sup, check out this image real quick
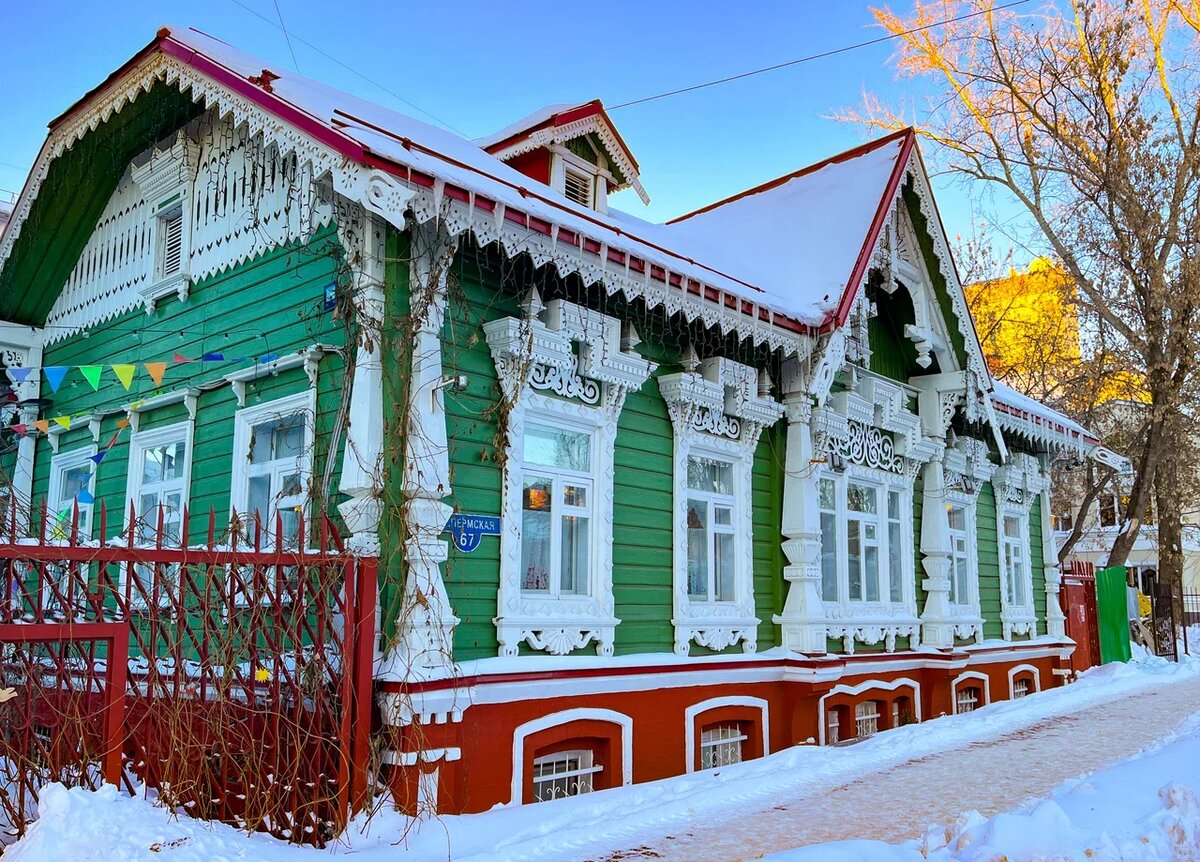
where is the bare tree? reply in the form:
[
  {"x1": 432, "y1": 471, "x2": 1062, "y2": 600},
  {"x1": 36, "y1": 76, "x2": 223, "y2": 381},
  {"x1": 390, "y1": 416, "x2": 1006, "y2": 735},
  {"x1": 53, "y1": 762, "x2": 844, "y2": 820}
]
[{"x1": 849, "y1": 1, "x2": 1200, "y2": 592}]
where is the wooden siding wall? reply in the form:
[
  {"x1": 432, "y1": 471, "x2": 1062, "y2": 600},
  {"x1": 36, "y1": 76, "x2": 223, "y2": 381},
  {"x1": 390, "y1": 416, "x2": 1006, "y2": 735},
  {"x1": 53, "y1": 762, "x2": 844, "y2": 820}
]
[
  {"x1": 438, "y1": 247, "x2": 784, "y2": 661},
  {"x1": 30, "y1": 225, "x2": 349, "y2": 541}
]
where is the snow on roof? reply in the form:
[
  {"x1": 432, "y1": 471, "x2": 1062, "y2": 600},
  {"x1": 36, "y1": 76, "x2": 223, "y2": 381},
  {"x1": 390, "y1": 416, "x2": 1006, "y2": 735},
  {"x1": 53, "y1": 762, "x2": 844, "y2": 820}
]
[
  {"x1": 664, "y1": 134, "x2": 910, "y2": 323},
  {"x1": 990, "y1": 380, "x2": 1095, "y2": 442},
  {"x1": 475, "y1": 103, "x2": 582, "y2": 149}
]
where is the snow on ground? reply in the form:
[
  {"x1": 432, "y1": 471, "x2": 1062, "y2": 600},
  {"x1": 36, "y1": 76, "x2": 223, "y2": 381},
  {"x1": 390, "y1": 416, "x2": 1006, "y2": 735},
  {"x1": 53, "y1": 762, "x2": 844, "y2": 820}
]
[
  {"x1": 764, "y1": 709, "x2": 1200, "y2": 862},
  {"x1": 5, "y1": 652, "x2": 1198, "y2": 862}
]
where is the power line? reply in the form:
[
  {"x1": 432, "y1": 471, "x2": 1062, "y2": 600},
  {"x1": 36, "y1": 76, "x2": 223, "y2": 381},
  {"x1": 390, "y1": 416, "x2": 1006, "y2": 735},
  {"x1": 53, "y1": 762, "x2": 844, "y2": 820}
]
[
  {"x1": 608, "y1": 0, "x2": 1034, "y2": 111},
  {"x1": 226, "y1": 0, "x2": 469, "y2": 136},
  {"x1": 271, "y1": 0, "x2": 301, "y2": 73}
]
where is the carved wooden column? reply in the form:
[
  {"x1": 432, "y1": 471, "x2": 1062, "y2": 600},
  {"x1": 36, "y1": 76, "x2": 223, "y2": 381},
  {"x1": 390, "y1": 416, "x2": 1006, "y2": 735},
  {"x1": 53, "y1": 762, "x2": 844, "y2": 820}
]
[
  {"x1": 337, "y1": 206, "x2": 387, "y2": 554},
  {"x1": 1040, "y1": 483, "x2": 1067, "y2": 637},
  {"x1": 773, "y1": 363, "x2": 828, "y2": 654},
  {"x1": 919, "y1": 455, "x2": 956, "y2": 648},
  {"x1": 0, "y1": 324, "x2": 43, "y2": 536},
  {"x1": 391, "y1": 223, "x2": 460, "y2": 674}
]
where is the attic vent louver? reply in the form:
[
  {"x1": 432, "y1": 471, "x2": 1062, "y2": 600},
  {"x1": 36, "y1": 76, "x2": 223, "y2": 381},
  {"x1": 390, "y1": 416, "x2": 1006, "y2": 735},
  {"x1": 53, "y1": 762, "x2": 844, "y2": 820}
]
[
  {"x1": 563, "y1": 168, "x2": 593, "y2": 207},
  {"x1": 160, "y1": 206, "x2": 184, "y2": 278}
]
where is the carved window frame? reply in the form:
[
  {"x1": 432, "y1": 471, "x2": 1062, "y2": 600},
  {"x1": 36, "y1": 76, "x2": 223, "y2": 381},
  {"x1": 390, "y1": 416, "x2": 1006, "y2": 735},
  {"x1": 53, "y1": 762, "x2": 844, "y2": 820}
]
[
  {"x1": 993, "y1": 456, "x2": 1045, "y2": 640},
  {"x1": 485, "y1": 297, "x2": 655, "y2": 657},
  {"x1": 660, "y1": 357, "x2": 784, "y2": 656}
]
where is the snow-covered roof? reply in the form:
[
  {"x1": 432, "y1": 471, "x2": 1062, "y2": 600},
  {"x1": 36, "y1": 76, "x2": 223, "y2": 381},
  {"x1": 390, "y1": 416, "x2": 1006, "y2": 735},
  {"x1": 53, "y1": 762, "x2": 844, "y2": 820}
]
[
  {"x1": 476, "y1": 103, "x2": 586, "y2": 149},
  {"x1": 665, "y1": 134, "x2": 910, "y2": 324},
  {"x1": 988, "y1": 380, "x2": 1120, "y2": 464}
]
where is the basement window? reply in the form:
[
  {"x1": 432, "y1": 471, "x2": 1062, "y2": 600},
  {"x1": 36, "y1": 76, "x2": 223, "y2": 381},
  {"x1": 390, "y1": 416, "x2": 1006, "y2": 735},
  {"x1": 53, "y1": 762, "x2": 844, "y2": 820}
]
[
  {"x1": 1013, "y1": 678, "x2": 1030, "y2": 699},
  {"x1": 699, "y1": 723, "x2": 747, "y2": 769},
  {"x1": 532, "y1": 749, "x2": 602, "y2": 802},
  {"x1": 855, "y1": 701, "x2": 881, "y2": 738},
  {"x1": 957, "y1": 687, "x2": 981, "y2": 713}
]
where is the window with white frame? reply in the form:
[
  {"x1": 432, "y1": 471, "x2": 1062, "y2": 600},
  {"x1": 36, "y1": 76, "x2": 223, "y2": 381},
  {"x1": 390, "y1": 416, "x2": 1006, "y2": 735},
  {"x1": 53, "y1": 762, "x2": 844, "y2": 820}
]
[
  {"x1": 699, "y1": 723, "x2": 747, "y2": 769},
  {"x1": 1013, "y1": 677, "x2": 1030, "y2": 699},
  {"x1": 1002, "y1": 512, "x2": 1031, "y2": 610},
  {"x1": 531, "y1": 749, "x2": 601, "y2": 802},
  {"x1": 48, "y1": 449, "x2": 95, "y2": 538},
  {"x1": 956, "y1": 686, "x2": 980, "y2": 713},
  {"x1": 128, "y1": 424, "x2": 190, "y2": 546},
  {"x1": 232, "y1": 391, "x2": 313, "y2": 547},
  {"x1": 827, "y1": 708, "x2": 841, "y2": 744},
  {"x1": 521, "y1": 422, "x2": 594, "y2": 595},
  {"x1": 855, "y1": 700, "x2": 881, "y2": 738},
  {"x1": 686, "y1": 455, "x2": 738, "y2": 602},
  {"x1": 947, "y1": 503, "x2": 972, "y2": 606},
  {"x1": 818, "y1": 472, "x2": 911, "y2": 608}
]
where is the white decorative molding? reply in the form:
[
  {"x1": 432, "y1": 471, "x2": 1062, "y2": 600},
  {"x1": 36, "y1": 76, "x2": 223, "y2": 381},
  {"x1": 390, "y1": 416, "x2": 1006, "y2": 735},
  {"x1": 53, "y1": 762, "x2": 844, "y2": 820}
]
[
  {"x1": 993, "y1": 453, "x2": 1046, "y2": 640},
  {"x1": 509, "y1": 707, "x2": 634, "y2": 805},
  {"x1": 817, "y1": 677, "x2": 922, "y2": 745},
  {"x1": 950, "y1": 670, "x2": 991, "y2": 714},
  {"x1": 659, "y1": 356, "x2": 784, "y2": 655},
  {"x1": 1007, "y1": 663, "x2": 1043, "y2": 697},
  {"x1": 683, "y1": 695, "x2": 770, "y2": 773},
  {"x1": 485, "y1": 296, "x2": 655, "y2": 657}
]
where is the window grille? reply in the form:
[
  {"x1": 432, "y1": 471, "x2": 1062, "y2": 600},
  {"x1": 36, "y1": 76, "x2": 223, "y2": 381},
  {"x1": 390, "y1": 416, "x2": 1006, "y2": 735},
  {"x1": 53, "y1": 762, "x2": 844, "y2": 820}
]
[
  {"x1": 957, "y1": 686, "x2": 980, "y2": 713},
  {"x1": 827, "y1": 709, "x2": 840, "y2": 744},
  {"x1": 855, "y1": 701, "x2": 880, "y2": 738},
  {"x1": 1013, "y1": 678, "x2": 1030, "y2": 699},
  {"x1": 699, "y1": 723, "x2": 747, "y2": 769},
  {"x1": 532, "y1": 749, "x2": 602, "y2": 802}
]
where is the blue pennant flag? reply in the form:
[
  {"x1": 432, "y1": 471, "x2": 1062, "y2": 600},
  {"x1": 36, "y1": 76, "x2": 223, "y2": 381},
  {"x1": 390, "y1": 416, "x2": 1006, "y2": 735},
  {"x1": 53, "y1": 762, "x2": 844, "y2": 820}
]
[
  {"x1": 258, "y1": 353, "x2": 279, "y2": 364},
  {"x1": 90, "y1": 451, "x2": 106, "y2": 465},
  {"x1": 201, "y1": 352, "x2": 224, "y2": 362},
  {"x1": 43, "y1": 367, "x2": 68, "y2": 392},
  {"x1": 8, "y1": 368, "x2": 32, "y2": 386},
  {"x1": 76, "y1": 488, "x2": 95, "y2": 505}
]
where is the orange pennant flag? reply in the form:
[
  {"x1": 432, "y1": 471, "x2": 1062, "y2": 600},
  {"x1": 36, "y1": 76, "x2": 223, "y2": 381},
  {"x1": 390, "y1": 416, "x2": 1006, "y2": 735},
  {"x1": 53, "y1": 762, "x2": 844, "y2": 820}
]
[
  {"x1": 116, "y1": 417, "x2": 130, "y2": 430},
  {"x1": 144, "y1": 362, "x2": 167, "y2": 387},
  {"x1": 34, "y1": 420, "x2": 49, "y2": 434}
]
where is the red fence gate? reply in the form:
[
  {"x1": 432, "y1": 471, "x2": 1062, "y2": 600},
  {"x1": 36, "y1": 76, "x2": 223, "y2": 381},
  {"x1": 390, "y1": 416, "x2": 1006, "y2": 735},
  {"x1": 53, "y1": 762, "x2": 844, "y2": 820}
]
[
  {"x1": 1061, "y1": 559, "x2": 1100, "y2": 675},
  {"x1": 0, "y1": 502, "x2": 376, "y2": 848}
]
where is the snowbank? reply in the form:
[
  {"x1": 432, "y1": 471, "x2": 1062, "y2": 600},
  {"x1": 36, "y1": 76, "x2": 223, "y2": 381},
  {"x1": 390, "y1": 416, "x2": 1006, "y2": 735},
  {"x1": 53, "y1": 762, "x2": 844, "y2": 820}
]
[
  {"x1": 765, "y1": 711, "x2": 1200, "y2": 862},
  {"x1": 4, "y1": 652, "x2": 1197, "y2": 862}
]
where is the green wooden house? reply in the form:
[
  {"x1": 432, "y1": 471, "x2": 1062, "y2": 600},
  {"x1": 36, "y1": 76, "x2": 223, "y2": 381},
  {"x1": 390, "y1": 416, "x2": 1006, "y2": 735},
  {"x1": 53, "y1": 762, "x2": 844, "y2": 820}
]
[{"x1": 0, "y1": 26, "x2": 1121, "y2": 815}]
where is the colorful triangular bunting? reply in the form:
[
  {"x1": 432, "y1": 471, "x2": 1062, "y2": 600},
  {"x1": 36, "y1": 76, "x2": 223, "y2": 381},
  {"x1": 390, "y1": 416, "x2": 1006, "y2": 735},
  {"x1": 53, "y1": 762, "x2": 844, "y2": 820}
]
[
  {"x1": 52, "y1": 416, "x2": 70, "y2": 430},
  {"x1": 112, "y1": 364, "x2": 135, "y2": 390},
  {"x1": 76, "y1": 488, "x2": 95, "y2": 505},
  {"x1": 33, "y1": 420, "x2": 49, "y2": 434},
  {"x1": 43, "y1": 367, "x2": 68, "y2": 392},
  {"x1": 8, "y1": 368, "x2": 32, "y2": 386},
  {"x1": 201, "y1": 352, "x2": 224, "y2": 361},
  {"x1": 79, "y1": 365, "x2": 102, "y2": 391},
  {"x1": 90, "y1": 451, "x2": 106, "y2": 465},
  {"x1": 172, "y1": 352, "x2": 194, "y2": 364},
  {"x1": 144, "y1": 363, "x2": 167, "y2": 386}
]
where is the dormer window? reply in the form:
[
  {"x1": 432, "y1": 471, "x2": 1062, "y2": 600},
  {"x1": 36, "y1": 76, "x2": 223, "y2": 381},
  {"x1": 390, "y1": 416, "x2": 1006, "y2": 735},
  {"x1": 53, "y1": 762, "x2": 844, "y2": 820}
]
[
  {"x1": 563, "y1": 167, "x2": 594, "y2": 208},
  {"x1": 131, "y1": 132, "x2": 199, "y2": 313}
]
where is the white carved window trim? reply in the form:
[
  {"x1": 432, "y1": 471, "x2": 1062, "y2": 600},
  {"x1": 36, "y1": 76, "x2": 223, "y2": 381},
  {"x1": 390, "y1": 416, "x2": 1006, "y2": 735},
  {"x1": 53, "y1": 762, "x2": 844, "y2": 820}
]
[
  {"x1": 230, "y1": 389, "x2": 316, "y2": 547},
  {"x1": 485, "y1": 296, "x2": 655, "y2": 658},
  {"x1": 130, "y1": 133, "x2": 199, "y2": 313},
  {"x1": 945, "y1": 489, "x2": 984, "y2": 630},
  {"x1": 125, "y1": 421, "x2": 193, "y2": 547},
  {"x1": 818, "y1": 463, "x2": 919, "y2": 653},
  {"x1": 660, "y1": 357, "x2": 784, "y2": 656},
  {"x1": 48, "y1": 447, "x2": 97, "y2": 540},
  {"x1": 999, "y1": 504, "x2": 1036, "y2": 637}
]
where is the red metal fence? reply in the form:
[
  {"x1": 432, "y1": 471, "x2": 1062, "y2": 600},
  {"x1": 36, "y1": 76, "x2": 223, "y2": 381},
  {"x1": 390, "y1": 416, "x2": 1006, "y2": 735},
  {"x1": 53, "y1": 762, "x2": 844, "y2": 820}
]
[{"x1": 0, "y1": 501, "x2": 377, "y2": 848}]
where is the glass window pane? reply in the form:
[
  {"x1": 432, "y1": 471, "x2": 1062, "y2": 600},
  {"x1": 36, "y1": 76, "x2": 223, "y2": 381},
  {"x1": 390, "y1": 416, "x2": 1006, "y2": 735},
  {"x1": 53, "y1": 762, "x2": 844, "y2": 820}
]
[
  {"x1": 275, "y1": 415, "x2": 304, "y2": 458},
  {"x1": 162, "y1": 441, "x2": 185, "y2": 482},
  {"x1": 687, "y1": 456, "x2": 734, "y2": 495},
  {"x1": 865, "y1": 546, "x2": 879, "y2": 602},
  {"x1": 848, "y1": 484, "x2": 877, "y2": 514},
  {"x1": 563, "y1": 484, "x2": 588, "y2": 508},
  {"x1": 1004, "y1": 514, "x2": 1021, "y2": 538},
  {"x1": 62, "y1": 465, "x2": 90, "y2": 501},
  {"x1": 522, "y1": 479, "x2": 552, "y2": 591},
  {"x1": 523, "y1": 478, "x2": 552, "y2": 512},
  {"x1": 888, "y1": 520, "x2": 903, "y2": 602},
  {"x1": 247, "y1": 474, "x2": 271, "y2": 523},
  {"x1": 250, "y1": 420, "x2": 275, "y2": 464},
  {"x1": 560, "y1": 514, "x2": 589, "y2": 594},
  {"x1": 821, "y1": 511, "x2": 838, "y2": 601},
  {"x1": 687, "y1": 499, "x2": 708, "y2": 598},
  {"x1": 142, "y1": 448, "x2": 164, "y2": 485},
  {"x1": 819, "y1": 478, "x2": 836, "y2": 511},
  {"x1": 948, "y1": 505, "x2": 966, "y2": 531},
  {"x1": 848, "y1": 520, "x2": 862, "y2": 600},
  {"x1": 714, "y1": 506, "x2": 732, "y2": 527},
  {"x1": 524, "y1": 424, "x2": 590, "y2": 471},
  {"x1": 888, "y1": 490, "x2": 900, "y2": 520},
  {"x1": 715, "y1": 533, "x2": 735, "y2": 601}
]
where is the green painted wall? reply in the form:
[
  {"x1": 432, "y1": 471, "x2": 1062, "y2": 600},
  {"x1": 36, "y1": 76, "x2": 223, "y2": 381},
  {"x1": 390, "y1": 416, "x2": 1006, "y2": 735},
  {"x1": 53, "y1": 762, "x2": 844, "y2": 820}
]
[
  {"x1": 977, "y1": 482, "x2": 1003, "y2": 640},
  {"x1": 1030, "y1": 495, "x2": 1047, "y2": 635},
  {"x1": 29, "y1": 225, "x2": 349, "y2": 541}
]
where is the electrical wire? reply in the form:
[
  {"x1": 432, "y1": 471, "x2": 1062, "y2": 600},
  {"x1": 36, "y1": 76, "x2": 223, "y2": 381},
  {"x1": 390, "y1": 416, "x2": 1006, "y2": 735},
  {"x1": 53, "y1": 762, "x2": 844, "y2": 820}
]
[
  {"x1": 225, "y1": 0, "x2": 469, "y2": 136},
  {"x1": 271, "y1": 0, "x2": 301, "y2": 73},
  {"x1": 608, "y1": 0, "x2": 1033, "y2": 110}
]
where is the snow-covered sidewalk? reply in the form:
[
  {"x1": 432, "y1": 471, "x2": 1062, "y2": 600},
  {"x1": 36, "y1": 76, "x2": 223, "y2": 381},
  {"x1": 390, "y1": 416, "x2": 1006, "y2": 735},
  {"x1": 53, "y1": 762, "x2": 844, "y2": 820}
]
[{"x1": 4, "y1": 653, "x2": 1199, "y2": 862}]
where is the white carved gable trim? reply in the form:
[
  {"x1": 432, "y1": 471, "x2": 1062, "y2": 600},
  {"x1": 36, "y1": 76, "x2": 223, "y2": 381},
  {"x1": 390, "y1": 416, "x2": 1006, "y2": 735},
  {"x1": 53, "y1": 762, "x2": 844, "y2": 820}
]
[
  {"x1": 659, "y1": 355, "x2": 784, "y2": 656},
  {"x1": 483, "y1": 295, "x2": 655, "y2": 657}
]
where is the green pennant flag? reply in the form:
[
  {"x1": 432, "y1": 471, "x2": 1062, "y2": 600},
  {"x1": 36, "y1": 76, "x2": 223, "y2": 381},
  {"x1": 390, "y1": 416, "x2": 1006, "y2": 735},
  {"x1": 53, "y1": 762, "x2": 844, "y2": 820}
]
[{"x1": 80, "y1": 365, "x2": 103, "y2": 391}]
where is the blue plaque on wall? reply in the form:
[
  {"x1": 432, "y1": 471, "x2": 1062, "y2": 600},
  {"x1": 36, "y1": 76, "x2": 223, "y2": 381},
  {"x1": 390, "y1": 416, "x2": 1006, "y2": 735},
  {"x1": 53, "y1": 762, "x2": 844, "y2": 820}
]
[{"x1": 445, "y1": 513, "x2": 501, "y2": 553}]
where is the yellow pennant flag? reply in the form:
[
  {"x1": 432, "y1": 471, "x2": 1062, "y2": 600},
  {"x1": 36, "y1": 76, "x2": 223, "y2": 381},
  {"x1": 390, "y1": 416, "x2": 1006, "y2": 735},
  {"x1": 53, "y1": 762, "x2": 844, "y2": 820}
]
[
  {"x1": 144, "y1": 362, "x2": 167, "y2": 387},
  {"x1": 53, "y1": 416, "x2": 70, "y2": 430},
  {"x1": 112, "y1": 364, "x2": 136, "y2": 390}
]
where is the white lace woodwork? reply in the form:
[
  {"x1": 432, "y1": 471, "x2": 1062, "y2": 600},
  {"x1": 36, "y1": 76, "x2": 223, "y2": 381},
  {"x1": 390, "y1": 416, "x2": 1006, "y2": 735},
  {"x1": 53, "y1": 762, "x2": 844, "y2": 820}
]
[
  {"x1": 2, "y1": 47, "x2": 805, "y2": 359},
  {"x1": 773, "y1": 373, "x2": 829, "y2": 653},
  {"x1": 934, "y1": 437, "x2": 996, "y2": 644},
  {"x1": 659, "y1": 357, "x2": 784, "y2": 655},
  {"x1": 993, "y1": 454, "x2": 1048, "y2": 640},
  {"x1": 335, "y1": 205, "x2": 387, "y2": 554},
  {"x1": 45, "y1": 115, "x2": 335, "y2": 340},
  {"x1": 1040, "y1": 483, "x2": 1067, "y2": 637},
  {"x1": 484, "y1": 297, "x2": 655, "y2": 657},
  {"x1": 0, "y1": 323, "x2": 43, "y2": 533},
  {"x1": 391, "y1": 224, "x2": 460, "y2": 675}
]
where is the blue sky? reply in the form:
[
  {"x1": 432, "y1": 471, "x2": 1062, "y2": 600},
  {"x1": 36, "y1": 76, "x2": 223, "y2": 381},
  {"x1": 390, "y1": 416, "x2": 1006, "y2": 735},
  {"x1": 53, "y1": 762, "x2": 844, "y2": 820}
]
[{"x1": 0, "y1": 1, "x2": 998, "y2": 250}]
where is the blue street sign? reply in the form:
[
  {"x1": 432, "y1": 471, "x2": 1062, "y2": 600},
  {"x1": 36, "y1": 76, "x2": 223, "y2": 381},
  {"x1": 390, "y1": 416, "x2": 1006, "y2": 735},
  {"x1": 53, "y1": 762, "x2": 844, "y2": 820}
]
[{"x1": 445, "y1": 513, "x2": 501, "y2": 553}]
